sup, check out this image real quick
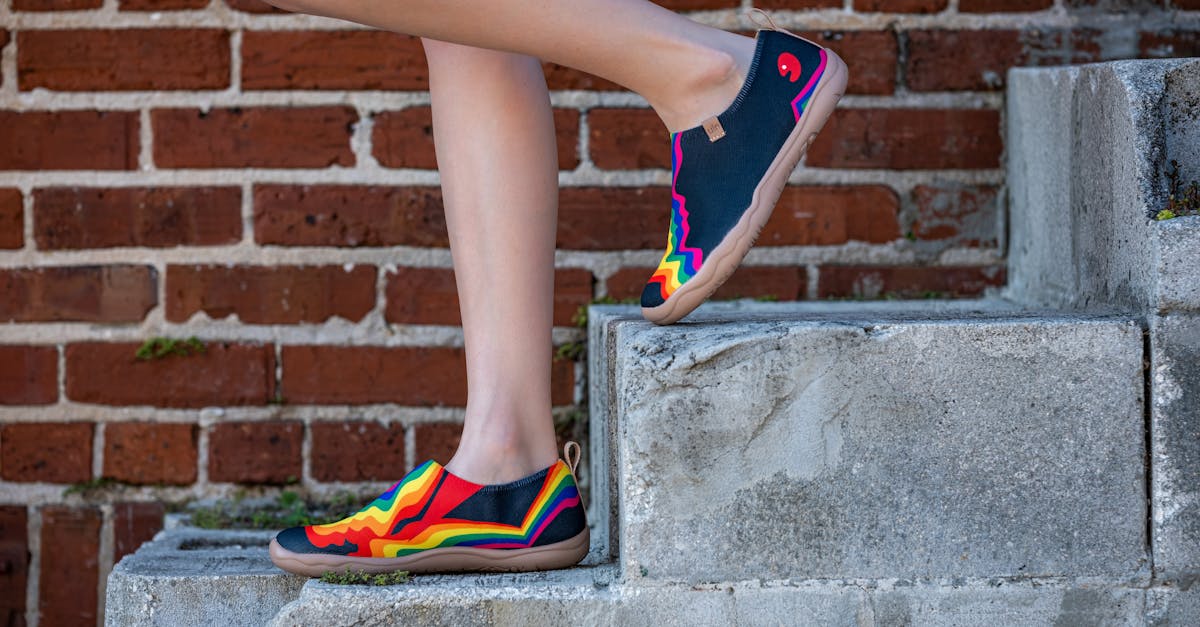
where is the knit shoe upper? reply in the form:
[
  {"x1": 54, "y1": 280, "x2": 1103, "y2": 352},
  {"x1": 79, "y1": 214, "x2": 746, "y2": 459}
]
[{"x1": 641, "y1": 28, "x2": 840, "y2": 317}]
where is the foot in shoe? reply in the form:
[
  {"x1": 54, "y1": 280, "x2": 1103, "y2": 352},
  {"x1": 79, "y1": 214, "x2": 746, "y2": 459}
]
[
  {"x1": 269, "y1": 443, "x2": 589, "y2": 577},
  {"x1": 640, "y1": 24, "x2": 848, "y2": 325}
]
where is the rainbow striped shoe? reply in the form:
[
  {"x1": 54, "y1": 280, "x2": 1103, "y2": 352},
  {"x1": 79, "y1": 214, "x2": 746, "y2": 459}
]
[
  {"x1": 268, "y1": 444, "x2": 589, "y2": 576},
  {"x1": 641, "y1": 22, "x2": 848, "y2": 325}
]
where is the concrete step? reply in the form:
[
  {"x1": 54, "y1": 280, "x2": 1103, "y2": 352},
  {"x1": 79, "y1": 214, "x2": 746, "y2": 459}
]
[
  {"x1": 588, "y1": 300, "x2": 1149, "y2": 585},
  {"x1": 105, "y1": 527, "x2": 305, "y2": 627},
  {"x1": 268, "y1": 563, "x2": 1171, "y2": 626}
]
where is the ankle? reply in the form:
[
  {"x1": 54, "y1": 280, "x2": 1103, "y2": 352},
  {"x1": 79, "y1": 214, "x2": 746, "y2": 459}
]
[
  {"x1": 444, "y1": 426, "x2": 559, "y2": 485},
  {"x1": 651, "y1": 35, "x2": 754, "y2": 134}
]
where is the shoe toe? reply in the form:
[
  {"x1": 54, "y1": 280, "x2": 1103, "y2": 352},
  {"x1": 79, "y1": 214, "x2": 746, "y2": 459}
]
[
  {"x1": 640, "y1": 281, "x2": 667, "y2": 309},
  {"x1": 274, "y1": 525, "x2": 321, "y2": 555}
]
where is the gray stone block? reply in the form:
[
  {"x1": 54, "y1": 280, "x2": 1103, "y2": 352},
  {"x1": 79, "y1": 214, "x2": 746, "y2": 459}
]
[
  {"x1": 269, "y1": 563, "x2": 1153, "y2": 626},
  {"x1": 1150, "y1": 314, "x2": 1200, "y2": 581},
  {"x1": 1006, "y1": 59, "x2": 1200, "y2": 314},
  {"x1": 606, "y1": 303, "x2": 1147, "y2": 583},
  {"x1": 105, "y1": 528, "x2": 305, "y2": 627},
  {"x1": 1147, "y1": 584, "x2": 1200, "y2": 626}
]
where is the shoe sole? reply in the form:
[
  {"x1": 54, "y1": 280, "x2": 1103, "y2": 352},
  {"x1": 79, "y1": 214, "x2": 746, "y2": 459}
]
[
  {"x1": 268, "y1": 527, "x2": 590, "y2": 577},
  {"x1": 642, "y1": 46, "x2": 849, "y2": 325}
]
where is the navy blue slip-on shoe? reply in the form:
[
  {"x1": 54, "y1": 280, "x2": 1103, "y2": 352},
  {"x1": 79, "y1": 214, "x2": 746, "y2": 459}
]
[{"x1": 641, "y1": 24, "x2": 848, "y2": 325}]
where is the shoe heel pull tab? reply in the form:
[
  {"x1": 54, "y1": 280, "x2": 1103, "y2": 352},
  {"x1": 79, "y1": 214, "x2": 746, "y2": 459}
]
[
  {"x1": 747, "y1": 8, "x2": 799, "y2": 38},
  {"x1": 563, "y1": 441, "x2": 582, "y2": 476}
]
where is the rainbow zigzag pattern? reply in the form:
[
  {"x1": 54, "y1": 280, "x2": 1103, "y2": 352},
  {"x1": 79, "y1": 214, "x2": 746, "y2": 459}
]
[
  {"x1": 304, "y1": 460, "x2": 581, "y2": 558},
  {"x1": 647, "y1": 132, "x2": 705, "y2": 300},
  {"x1": 789, "y1": 49, "x2": 828, "y2": 121}
]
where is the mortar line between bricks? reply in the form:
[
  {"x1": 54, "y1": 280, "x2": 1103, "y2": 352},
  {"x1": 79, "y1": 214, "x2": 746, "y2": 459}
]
[
  {"x1": 195, "y1": 418, "x2": 210, "y2": 488},
  {"x1": 25, "y1": 505, "x2": 39, "y2": 627},
  {"x1": 95, "y1": 502, "x2": 113, "y2": 627},
  {"x1": 301, "y1": 414, "x2": 313, "y2": 487},
  {"x1": 405, "y1": 424, "x2": 416, "y2": 477},
  {"x1": 0, "y1": 403, "x2": 469, "y2": 425},
  {"x1": 229, "y1": 28, "x2": 242, "y2": 93},
  {"x1": 92, "y1": 421, "x2": 104, "y2": 484},
  {"x1": 137, "y1": 109, "x2": 153, "y2": 171}
]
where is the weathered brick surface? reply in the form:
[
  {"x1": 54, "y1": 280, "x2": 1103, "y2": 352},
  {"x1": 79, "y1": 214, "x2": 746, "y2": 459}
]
[
  {"x1": 121, "y1": 0, "x2": 211, "y2": 9},
  {"x1": 413, "y1": 422, "x2": 462, "y2": 466},
  {"x1": 19, "y1": 29, "x2": 230, "y2": 91},
  {"x1": 0, "y1": 423, "x2": 93, "y2": 483},
  {"x1": 310, "y1": 422, "x2": 407, "y2": 482},
  {"x1": 225, "y1": 0, "x2": 284, "y2": 12},
  {"x1": 911, "y1": 184, "x2": 1000, "y2": 246},
  {"x1": 372, "y1": 107, "x2": 581, "y2": 171},
  {"x1": 1140, "y1": 29, "x2": 1200, "y2": 58},
  {"x1": 33, "y1": 187, "x2": 242, "y2": 249},
  {"x1": 153, "y1": 107, "x2": 357, "y2": 169},
  {"x1": 0, "y1": 189, "x2": 20, "y2": 249},
  {"x1": 906, "y1": 30, "x2": 1099, "y2": 91},
  {"x1": 166, "y1": 264, "x2": 378, "y2": 324},
  {"x1": 242, "y1": 31, "x2": 427, "y2": 90},
  {"x1": 0, "y1": 265, "x2": 157, "y2": 322},
  {"x1": 0, "y1": 506, "x2": 28, "y2": 627},
  {"x1": 854, "y1": 0, "x2": 948, "y2": 11},
  {"x1": 606, "y1": 265, "x2": 807, "y2": 302},
  {"x1": 0, "y1": 111, "x2": 139, "y2": 171},
  {"x1": 254, "y1": 185, "x2": 448, "y2": 247},
  {"x1": 0, "y1": 345, "x2": 57, "y2": 406},
  {"x1": 818, "y1": 265, "x2": 1006, "y2": 299},
  {"x1": 807, "y1": 109, "x2": 1003, "y2": 170},
  {"x1": 282, "y1": 345, "x2": 574, "y2": 406},
  {"x1": 558, "y1": 187, "x2": 668, "y2": 250},
  {"x1": 762, "y1": 186, "x2": 901, "y2": 245},
  {"x1": 66, "y1": 342, "x2": 275, "y2": 407},
  {"x1": 39, "y1": 506, "x2": 101, "y2": 626},
  {"x1": 14, "y1": 0, "x2": 101, "y2": 9},
  {"x1": 384, "y1": 267, "x2": 593, "y2": 327},
  {"x1": 588, "y1": 108, "x2": 668, "y2": 170},
  {"x1": 112, "y1": 502, "x2": 165, "y2": 562},
  {"x1": 959, "y1": 0, "x2": 1053, "y2": 10},
  {"x1": 800, "y1": 30, "x2": 898, "y2": 95},
  {"x1": 208, "y1": 421, "x2": 303, "y2": 484},
  {"x1": 103, "y1": 422, "x2": 198, "y2": 485}
]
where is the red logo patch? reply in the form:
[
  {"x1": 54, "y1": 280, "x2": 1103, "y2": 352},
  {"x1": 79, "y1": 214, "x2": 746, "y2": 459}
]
[{"x1": 777, "y1": 52, "x2": 801, "y2": 83}]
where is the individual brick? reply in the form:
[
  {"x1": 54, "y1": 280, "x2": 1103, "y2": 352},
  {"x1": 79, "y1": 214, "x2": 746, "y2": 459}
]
[
  {"x1": 253, "y1": 185, "x2": 448, "y2": 247},
  {"x1": 39, "y1": 506, "x2": 101, "y2": 626},
  {"x1": 0, "y1": 111, "x2": 139, "y2": 171},
  {"x1": 817, "y1": 265, "x2": 1006, "y2": 299},
  {"x1": 383, "y1": 267, "x2": 594, "y2": 327},
  {"x1": 165, "y1": 264, "x2": 378, "y2": 324},
  {"x1": 0, "y1": 265, "x2": 157, "y2": 322},
  {"x1": 557, "y1": 187, "x2": 669, "y2": 250},
  {"x1": 853, "y1": 0, "x2": 949, "y2": 11},
  {"x1": 760, "y1": 186, "x2": 901, "y2": 245},
  {"x1": 606, "y1": 265, "x2": 807, "y2": 302},
  {"x1": 112, "y1": 502, "x2": 165, "y2": 562},
  {"x1": 120, "y1": 0, "x2": 210, "y2": 9},
  {"x1": 152, "y1": 107, "x2": 357, "y2": 168},
  {"x1": 372, "y1": 107, "x2": 581, "y2": 171},
  {"x1": 906, "y1": 29, "x2": 1100, "y2": 91},
  {"x1": 806, "y1": 109, "x2": 1002, "y2": 170},
  {"x1": 13, "y1": 0, "x2": 101, "y2": 9},
  {"x1": 310, "y1": 422, "x2": 407, "y2": 482},
  {"x1": 0, "y1": 345, "x2": 58, "y2": 405},
  {"x1": 0, "y1": 423, "x2": 93, "y2": 483},
  {"x1": 33, "y1": 187, "x2": 242, "y2": 249},
  {"x1": 242, "y1": 31, "x2": 427, "y2": 90},
  {"x1": 959, "y1": 0, "x2": 1053, "y2": 11},
  {"x1": 0, "y1": 506, "x2": 28, "y2": 626},
  {"x1": 66, "y1": 342, "x2": 275, "y2": 407},
  {"x1": 280, "y1": 346, "x2": 468, "y2": 406},
  {"x1": 911, "y1": 184, "x2": 1000, "y2": 246},
  {"x1": 103, "y1": 423, "x2": 198, "y2": 485},
  {"x1": 754, "y1": 0, "x2": 842, "y2": 8},
  {"x1": 207, "y1": 421, "x2": 303, "y2": 484},
  {"x1": 18, "y1": 29, "x2": 230, "y2": 91},
  {"x1": 225, "y1": 0, "x2": 285, "y2": 12},
  {"x1": 0, "y1": 189, "x2": 21, "y2": 249},
  {"x1": 587, "y1": 108, "x2": 668, "y2": 170},
  {"x1": 412, "y1": 422, "x2": 463, "y2": 466},
  {"x1": 798, "y1": 30, "x2": 898, "y2": 95},
  {"x1": 1139, "y1": 30, "x2": 1200, "y2": 58}
]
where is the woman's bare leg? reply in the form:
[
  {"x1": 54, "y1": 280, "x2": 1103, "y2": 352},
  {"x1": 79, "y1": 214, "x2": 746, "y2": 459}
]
[
  {"x1": 423, "y1": 39, "x2": 560, "y2": 484},
  {"x1": 262, "y1": 0, "x2": 756, "y2": 134}
]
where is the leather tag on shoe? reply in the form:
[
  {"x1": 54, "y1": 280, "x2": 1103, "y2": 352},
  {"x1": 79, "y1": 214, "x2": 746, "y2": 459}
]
[{"x1": 702, "y1": 116, "x2": 726, "y2": 142}]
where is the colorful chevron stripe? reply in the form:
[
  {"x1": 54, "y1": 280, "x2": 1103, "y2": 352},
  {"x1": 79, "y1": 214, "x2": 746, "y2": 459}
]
[
  {"x1": 790, "y1": 48, "x2": 828, "y2": 121},
  {"x1": 648, "y1": 132, "x2": 705, "y2": 300},
  {"x1": 303, "y1": 459, "x2": 581, "y2": 558}
]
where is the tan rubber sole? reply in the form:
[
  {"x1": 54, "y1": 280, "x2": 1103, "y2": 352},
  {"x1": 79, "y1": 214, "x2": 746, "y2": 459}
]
[
  {"x1": 643, "y1": 46, "x2": 849, "y2": 325},
  {"x1": 269, "y1": 527, "x2": 590, "y2": 577}
]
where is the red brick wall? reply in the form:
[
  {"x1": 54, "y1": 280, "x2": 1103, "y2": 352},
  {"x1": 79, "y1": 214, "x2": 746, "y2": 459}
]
[{"x1": 1, "y1": 0, "x2": 1197, "y2": 623}]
